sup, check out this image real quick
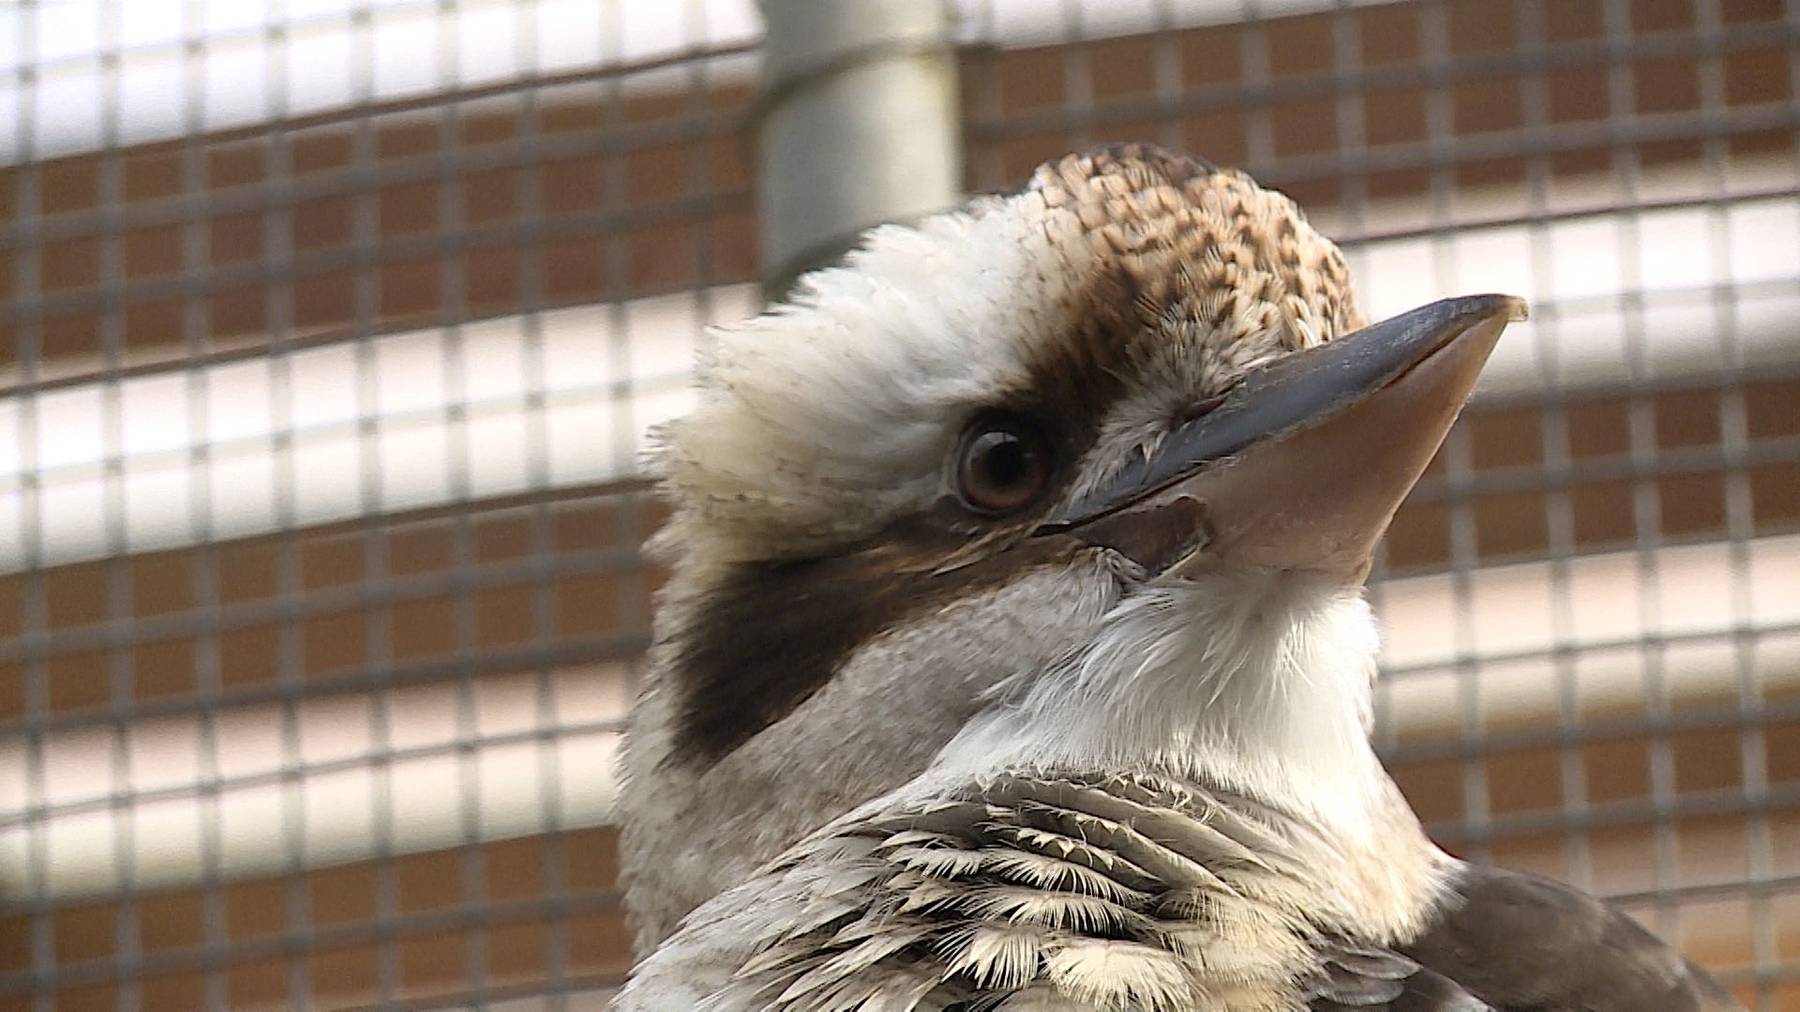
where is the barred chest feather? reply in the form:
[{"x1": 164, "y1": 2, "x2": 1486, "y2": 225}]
[{"x1": 619, "y1": 769, "x2": 1447, "y2": 1012}]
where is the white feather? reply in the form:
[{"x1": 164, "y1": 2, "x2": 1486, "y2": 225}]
[
  {"x1": 931, "y1": 569, "x2": 1387, "y2": 841},
  {"x1": 1041, "y1": 939, "x2": 1201, "y2": 1010},
  {"x1": 658, "y1": 194, "x2": 1092, "y2": 562}
]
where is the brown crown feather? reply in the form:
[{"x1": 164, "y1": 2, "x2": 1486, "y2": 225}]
[{"x1": 1031, "y1": 142, "x2": 1365, "y2": 358}]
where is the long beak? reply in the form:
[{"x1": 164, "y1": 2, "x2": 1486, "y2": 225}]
[{"x1": 1038, "y1": 293, "x2": 1528, "y2": 579}]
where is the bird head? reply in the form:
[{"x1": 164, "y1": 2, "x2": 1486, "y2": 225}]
[
  {"x1": 621, "y1": 145, "x2": 1523, "y2": 947},
  {"x1": 650, "y1": 142, "x2": 1521, "y2": 758}
]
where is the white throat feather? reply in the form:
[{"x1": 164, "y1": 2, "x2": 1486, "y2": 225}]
[{"x1": 934, "y1": 569, "x2": 1389, "y2": 837}]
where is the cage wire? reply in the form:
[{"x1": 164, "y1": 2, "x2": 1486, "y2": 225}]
[{"x1": 1, "y1": 0, "x2": 1798, "y2": 1009}]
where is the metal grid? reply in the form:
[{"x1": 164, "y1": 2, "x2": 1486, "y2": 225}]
[
  {"x1": 2, "y1": 2, "x2": 755, "y2": 1008},
  {"x1": 1, "y1": 1, "x2": 1797, "y2": 1010},
  {"x1": 961, "y1": 1, "x2": 1798, "y2": 1006}
]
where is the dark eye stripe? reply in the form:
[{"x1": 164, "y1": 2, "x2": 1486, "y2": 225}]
[{"x1": 667, "y1": 526, "x2": 1082, "y2": 770}]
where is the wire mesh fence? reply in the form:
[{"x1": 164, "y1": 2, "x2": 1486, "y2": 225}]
[{"x1": 1, "y1": 0, "x2": 1797, "y2": 1009}]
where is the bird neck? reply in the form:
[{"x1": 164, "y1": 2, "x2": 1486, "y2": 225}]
[{"x1": 935, "y1": 569, "x2": 1395, "y2": 840}]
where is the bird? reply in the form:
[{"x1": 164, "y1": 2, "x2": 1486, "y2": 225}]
[{"x1": 611, "y1": 144, "x2": 1741, "y2": 1010}]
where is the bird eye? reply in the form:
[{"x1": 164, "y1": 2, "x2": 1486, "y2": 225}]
[{"x1": 955, "y1": 415, "x2": 1053, "y2": 515}]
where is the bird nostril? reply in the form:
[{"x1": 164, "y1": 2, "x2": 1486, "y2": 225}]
[{"x1": 1172, "y1": 392, "x2": 1229, "y2": 429}]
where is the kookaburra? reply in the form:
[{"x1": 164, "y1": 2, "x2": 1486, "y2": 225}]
[{"x1": 614, "y1": 145, "x2": 1739, "y2": 1009}]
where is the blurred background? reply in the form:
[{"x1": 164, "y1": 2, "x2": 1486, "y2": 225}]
[{"x1": 0, "y1": 0, "x2": 1797, "y2": 1008}]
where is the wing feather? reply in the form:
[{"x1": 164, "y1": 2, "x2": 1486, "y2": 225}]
[{"x1": 626, "y1": 771, "x2": 1740, "y2": 1012}]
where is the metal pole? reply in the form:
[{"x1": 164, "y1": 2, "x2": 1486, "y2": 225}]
[{"x1": 756, "y1": 0, "x2": 962, "y2": 297}]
